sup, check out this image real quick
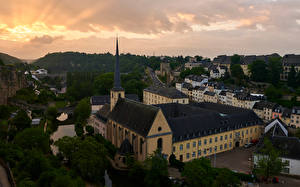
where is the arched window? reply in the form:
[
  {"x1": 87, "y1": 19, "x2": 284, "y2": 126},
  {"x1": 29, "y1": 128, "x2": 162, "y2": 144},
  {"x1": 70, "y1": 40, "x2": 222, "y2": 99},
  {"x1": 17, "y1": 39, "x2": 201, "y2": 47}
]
[
  {"x1": 158, "y1": 127, "x2": 162, "y2": 132},
  {"x1": 157, "y1": 138, "x2": 163, "y2": 150}
]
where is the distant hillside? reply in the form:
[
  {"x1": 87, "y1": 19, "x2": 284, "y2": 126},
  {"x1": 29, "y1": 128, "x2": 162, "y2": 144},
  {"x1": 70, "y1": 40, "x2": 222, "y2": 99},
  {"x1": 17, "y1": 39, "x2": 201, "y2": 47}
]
[
  {"x1": 33, "y1": 52, "x2": 149, "y2": 73},
  {"x1": 0, "y1": 53, "x2": 23, "y2": 65}
]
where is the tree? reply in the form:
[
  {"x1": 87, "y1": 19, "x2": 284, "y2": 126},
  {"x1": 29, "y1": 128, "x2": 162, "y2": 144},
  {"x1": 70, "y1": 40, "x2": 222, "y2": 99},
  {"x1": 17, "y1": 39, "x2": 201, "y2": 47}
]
[
  {"x1": 93, "y1": 72, "x2": 114, "y2": 95},
  {"x1": 268, "y1": 57, "x2": 282, "y2": 86},
  {"x1": 144, "y1": 150, "x2": 169, "y2": 187},
  {"x1": 0, "y1": 105, "x2": 11, "y2": 119},
  {"x1": 11, "y1": 109, "x2": 31, "y2": 130},
  {"x1": 254, "y1": 138, "x2": 287, "y2": 181},
  {"x1": 265, "y1": 85, "x2": 282, "y2": 101},
  {"x1": 230, "y1": 64, "x2": 244, "y2": 80},
  {"x1": 288, "y1": 66, "x2": 297, "y2": 88},
  {"x1": 85, "y1": 125, "x2": 94, "y2": 136},
  {"x1": 0, "y1": 58, "x2": 4, "y2": 66},
  {"x1": 182, "y1": 158, "x2": 215, "y2": 187},
  {"x1": 14, "y1": 128, "x2": 50, "y2": 153},
  {"x1": 231, "y1": 54, "x2": 241, "y2": 65},
  {"x1": 17, "y1": 150, "x2": 51, "y2": 180},
  {"x1": 46, "y1": 106, "x2": 57, "y2": 121},
  {"x1": 249, "y1": 60, "x2": 269, "y2": 82},
  {"x1": 74, "y1": 98, "x2": 91, "y2": 124},
  {"x1": 213, "y1": 168, "x2": 241, "y2": 187},
  {"x1": 55, "y1": 136, "x2": 109, "y2": 183},
  {"x1": 180, "y1": 67, "x2": 207, "y2": 79}
]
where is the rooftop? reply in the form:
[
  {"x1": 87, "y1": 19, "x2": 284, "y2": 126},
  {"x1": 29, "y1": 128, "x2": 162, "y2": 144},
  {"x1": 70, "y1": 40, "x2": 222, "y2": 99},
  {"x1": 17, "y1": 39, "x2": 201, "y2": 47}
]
[{"x1": 144, "y1": 86, "x2": 188, "y2": 99}]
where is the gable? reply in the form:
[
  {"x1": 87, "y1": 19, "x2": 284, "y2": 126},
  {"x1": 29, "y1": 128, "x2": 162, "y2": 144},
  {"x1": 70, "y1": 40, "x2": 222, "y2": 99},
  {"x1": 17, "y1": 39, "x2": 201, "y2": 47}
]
[{"x1": 147, "y1": 109, "x2": 172, "y2": 137}]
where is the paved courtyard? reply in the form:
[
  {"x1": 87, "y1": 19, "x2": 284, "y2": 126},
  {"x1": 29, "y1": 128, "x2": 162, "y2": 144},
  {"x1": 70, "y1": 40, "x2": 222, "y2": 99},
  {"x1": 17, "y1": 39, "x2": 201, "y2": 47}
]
[
  {"x1": 210, "y1": 146, "x2": 300, "y2": 186},
  {"x1": 210, "y1": 146, "x2": 255, "y2": 173}
]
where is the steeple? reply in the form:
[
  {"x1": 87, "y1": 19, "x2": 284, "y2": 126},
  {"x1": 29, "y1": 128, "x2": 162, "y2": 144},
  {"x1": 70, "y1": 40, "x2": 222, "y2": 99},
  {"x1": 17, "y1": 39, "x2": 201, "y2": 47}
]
[
  {"x1": 112, "y1": 37, "x2": 123, "y2": 91},
  {"x1": 110, "y1": 37, "x2": 125, "y2": 111}
]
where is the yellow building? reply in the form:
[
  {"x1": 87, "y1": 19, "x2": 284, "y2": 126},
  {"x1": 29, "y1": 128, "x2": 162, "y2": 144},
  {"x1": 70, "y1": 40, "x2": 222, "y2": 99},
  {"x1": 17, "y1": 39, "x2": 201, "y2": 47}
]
[
  {"x1": 143, "y1": 86, "x2": 189, "y2": 105},
  {"x1": 203, "y1": 91, "x2": 218, "y2": 103}
]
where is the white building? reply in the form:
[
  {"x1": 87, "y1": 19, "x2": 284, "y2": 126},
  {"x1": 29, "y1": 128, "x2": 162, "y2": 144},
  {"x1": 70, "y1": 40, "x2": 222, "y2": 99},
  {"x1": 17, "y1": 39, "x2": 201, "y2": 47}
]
[{"x1": 254, "y1": 119, "x2": 300, "y2": 176}]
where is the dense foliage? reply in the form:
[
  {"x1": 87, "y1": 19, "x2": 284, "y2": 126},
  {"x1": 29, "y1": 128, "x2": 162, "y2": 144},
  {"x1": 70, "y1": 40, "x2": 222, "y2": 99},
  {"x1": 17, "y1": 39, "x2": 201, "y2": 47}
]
[
  {"x1": 34, "y1": 52, "x2": 147, "y2": 73},
  {"x1": 180, "y1": 66, "x2": 208, "y2": 79},
  {"x1": 67, "y1": 71, "x2": 148, "y2": 101}
]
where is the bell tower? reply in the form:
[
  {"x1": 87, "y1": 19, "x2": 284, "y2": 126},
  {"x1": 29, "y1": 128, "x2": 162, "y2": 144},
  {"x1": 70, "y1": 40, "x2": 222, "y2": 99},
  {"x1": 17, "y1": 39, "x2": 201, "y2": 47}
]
[{"x1": 110, "y1": 37, "x2": 125, "y2": 111}]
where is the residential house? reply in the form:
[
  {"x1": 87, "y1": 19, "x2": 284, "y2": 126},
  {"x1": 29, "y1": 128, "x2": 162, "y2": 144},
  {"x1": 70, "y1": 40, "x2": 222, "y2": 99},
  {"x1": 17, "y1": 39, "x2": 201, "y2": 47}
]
[{"x1": 290, "y1": 107, "x2": 300, "y2": 128}]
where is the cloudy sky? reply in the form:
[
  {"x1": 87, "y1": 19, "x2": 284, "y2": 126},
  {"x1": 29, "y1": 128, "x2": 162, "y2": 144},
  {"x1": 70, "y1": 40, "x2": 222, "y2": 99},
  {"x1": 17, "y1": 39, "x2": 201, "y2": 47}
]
[{"x1": 0, "y1": 0, "x2": 299, "y2": 59}]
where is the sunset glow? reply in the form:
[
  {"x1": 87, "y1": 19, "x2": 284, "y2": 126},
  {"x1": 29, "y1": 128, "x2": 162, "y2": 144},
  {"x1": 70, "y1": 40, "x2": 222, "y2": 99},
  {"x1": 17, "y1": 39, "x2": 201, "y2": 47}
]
[{"x1": 0, "y1": 0, "x2": 299, "y2": 59}]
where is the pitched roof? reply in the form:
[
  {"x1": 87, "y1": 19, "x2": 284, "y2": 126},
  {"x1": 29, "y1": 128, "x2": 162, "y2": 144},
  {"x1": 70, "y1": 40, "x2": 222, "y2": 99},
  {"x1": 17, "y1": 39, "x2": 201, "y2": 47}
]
[
  {"x1": 96, "y1": 103, "x2": 110, "y2": 120},
  {"x1": 253, "y1": 101, "x2": 278, "y2": 110},
  {"x1": 204, "y1": 91, "x2": 216, "y2": 96},
  {"x1": 155, "y1": 103, "x2": 262, "y2": 142},
  {"x1": 264, "y1": 118, "x2": 288, "y2": 137},
  {"x1": 144, "y1": 86, "x2": 188, "y2": 99},
  {"x1": 91, "y1": 94, "x2": 139, "y2": 105},
  {"x1": 191, "y1": 102, "x2": 251, "y2": 114},
  {"x1": 282, "y1": 54, "x2": 300, "y2": 66},
  {"x1": 108, "y1": 98, "x2": 159, "y2": 137}
]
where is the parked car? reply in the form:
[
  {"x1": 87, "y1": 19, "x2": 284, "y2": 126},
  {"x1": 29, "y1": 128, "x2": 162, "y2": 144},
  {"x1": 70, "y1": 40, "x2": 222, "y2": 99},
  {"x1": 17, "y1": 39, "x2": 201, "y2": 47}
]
[{"x1": 244, "y1": 143, "x2": 253, "y2": 148}]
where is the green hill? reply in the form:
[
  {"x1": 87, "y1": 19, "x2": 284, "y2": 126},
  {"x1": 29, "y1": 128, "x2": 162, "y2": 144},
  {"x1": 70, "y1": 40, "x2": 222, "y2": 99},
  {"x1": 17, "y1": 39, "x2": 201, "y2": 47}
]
[
  {"x1": 33, "y1": 52, "x2": 149, "y2": 73},
  {"x1": 0, "y1": 53, "x2": 23, "y2": 65}
]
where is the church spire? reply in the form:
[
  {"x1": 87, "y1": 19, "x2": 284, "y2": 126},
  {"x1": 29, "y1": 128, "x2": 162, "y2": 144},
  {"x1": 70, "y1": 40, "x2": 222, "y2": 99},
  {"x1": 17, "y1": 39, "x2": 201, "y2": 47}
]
[{"x1": 112, "y1": 37, "x2": 123, "y2": 90}]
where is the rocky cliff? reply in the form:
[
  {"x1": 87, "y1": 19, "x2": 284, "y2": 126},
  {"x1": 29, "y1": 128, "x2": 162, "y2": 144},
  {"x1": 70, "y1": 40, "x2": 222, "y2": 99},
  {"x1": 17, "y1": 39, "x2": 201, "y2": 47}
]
[{"x1": 0, "y1": 65, "x2": 27, "y2": 105}]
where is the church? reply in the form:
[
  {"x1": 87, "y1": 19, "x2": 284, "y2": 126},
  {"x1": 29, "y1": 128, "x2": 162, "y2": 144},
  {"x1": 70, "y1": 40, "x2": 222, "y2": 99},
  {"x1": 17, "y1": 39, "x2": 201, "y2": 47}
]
[{"x1": 107, "y1": 38, "x2": 263, "y2": 163}]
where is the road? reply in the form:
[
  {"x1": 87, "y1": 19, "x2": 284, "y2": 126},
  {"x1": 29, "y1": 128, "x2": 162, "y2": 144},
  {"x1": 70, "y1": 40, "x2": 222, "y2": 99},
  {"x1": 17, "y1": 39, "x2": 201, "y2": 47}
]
[
  {"x1": 147, "y1": 67, "x2": 165, "y2": 87},
  {"x1": 0, "y1": 164, "x2": 10, "y2": 187}
]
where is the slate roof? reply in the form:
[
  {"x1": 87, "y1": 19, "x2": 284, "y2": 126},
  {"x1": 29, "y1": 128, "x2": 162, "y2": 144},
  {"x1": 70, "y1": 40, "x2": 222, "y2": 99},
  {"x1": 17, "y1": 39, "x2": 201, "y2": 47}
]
[
  {"x1": 253, "y1": 101, "x2": 278, "y2": 110},
  {"x1": 204, "y1": 91, "x2": 216, "y2": 96},
  {"x1": 155, "y1": 103, "x2": 262, "y2": 142},
  {"x1": 108, "y1": 98, "x2": 159, "y2": 137},
  {"x1": 91, "y1": 94, "x2": 139, "y2": 105},
  {"x1": 144, "y1": 86, "x2": 188, "y2": 99},
  {"x1": 194, "y1": 86, "x2": 206, "y2": 91},
  {"x1": 95, "y1": 104, "x2": 110, "y2": 122},
  {"x1": 219, "y1": 91, "x2": 227, "y2": 96},
  {"x1": 257, "y1": 136, "x2": 300, "y2": 160},
  {"x1": 191, "y1": 102, "x2": 251, "y2": 114},
  {"x1": 213, "y1": 55, "x2": 231, "y2": 65},
  {"x1": 282, "y1": 54, "x2": 300, "y2": 66},
  {"x1": 234, "y1": 92, "x2": 264, "y2": 101}
]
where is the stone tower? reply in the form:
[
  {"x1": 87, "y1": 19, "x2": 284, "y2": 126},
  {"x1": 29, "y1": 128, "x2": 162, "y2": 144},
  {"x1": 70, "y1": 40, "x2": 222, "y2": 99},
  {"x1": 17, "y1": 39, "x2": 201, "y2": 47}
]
[{"x1": 110, "y1": 38, "x2": 125, "y2": 111}]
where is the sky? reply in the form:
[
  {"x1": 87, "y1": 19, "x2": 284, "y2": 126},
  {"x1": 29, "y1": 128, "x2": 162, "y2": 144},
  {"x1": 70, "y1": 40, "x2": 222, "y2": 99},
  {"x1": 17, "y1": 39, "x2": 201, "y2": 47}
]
[{"x1": 0, "y1": 0, "x2": 299, "y2": 59}]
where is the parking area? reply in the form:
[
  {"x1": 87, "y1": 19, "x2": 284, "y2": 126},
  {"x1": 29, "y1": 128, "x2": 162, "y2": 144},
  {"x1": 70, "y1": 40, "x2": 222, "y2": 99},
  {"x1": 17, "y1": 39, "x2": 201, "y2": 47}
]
[{"x1": 210, "y1": 146, "x2": 255, "y2": 173}]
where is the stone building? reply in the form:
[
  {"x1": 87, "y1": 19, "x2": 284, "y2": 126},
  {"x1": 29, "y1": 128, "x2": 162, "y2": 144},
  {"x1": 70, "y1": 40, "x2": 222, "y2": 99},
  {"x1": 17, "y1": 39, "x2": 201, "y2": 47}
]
[
  {"x1": 143, "y1": 86, "x2": 189, "y2": 105},
  {"x1": 281, "y1": 54, "x2": 300, "y2": 81}
]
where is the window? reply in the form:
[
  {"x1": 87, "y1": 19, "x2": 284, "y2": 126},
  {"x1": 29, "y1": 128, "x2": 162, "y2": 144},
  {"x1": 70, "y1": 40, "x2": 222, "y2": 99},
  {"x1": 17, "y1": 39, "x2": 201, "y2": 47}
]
[
  {"x1": 186, "y1": 153, "x2": 190, "y2": 159},
  {"x1": 204, "y1": 149, "x2": 206, "y2": 154},
  {"x1": 140, "y1": 138, "x2": 143, "y2": 154},
  {"x1": 214, "y1": 146, "x2": 217, "y2": 152},
  {"x1": 157, "y1": 138, "x2": 163, "y2": 150},
  {"x1": 192, "y1": 152, "x2": 196, "y2": 157},
  {"x1": 204, "y1": 139, "x2": 207, "y2": 145},
  {"x1": 209, "y1": 138, "x2": 212, "y2": 143},
  {"x1": 224, "y1": 143, "x2": 227, "y2": 149},
  {"x1": 198, "y1": 140, "x2": 201, "y2": 146},
  {"x1": 180, "y1": 144, "x2": 183, "y2": 151},
  {"x1": 193, "y1": 141, "x2": 196, "y2": 148},
  {"x1": 250, "y1": 129, "x2": 253, "y2": 134},
  {"x1": 195, "y1": 148, "x2": 200, "y2": 156},
  {"x1": 225, "y1": 135, "x2": 227, "y2": 140},
  {"x1": 173, "y1": 146, "x2": 175, "y2": 152},
  {"x1": 158, "y1": 127, "x2": 162, "y2": 132},
  {"x1": 220, "y1": 145, "x2": 223, "y2": 150},
  {"x1": 220, "y1": 136, "x2": 223, "y2": 141},
  {"x1": 215, "y1": 137, "x2": 218, "y2": 142},
  {"x1": 209, "y1": 147, "x2": 212, "y2": 153},
  {"x1": 118, "y1": 93, "x2": 121, "y2": 98},
  {"x1": 229, "y1": 142, "x2": 232, "y2": 148},
  {"x1": 246, "y1": 130, "x2": 248, "y2": 134},
  {"x1": 186, "y1": 143, "x2": 190, "y2": 149}
]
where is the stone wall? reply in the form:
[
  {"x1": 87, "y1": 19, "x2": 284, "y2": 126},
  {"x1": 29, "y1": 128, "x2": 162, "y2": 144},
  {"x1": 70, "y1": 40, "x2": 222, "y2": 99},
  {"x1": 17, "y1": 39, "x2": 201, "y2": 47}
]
[{"x1": 0, "y1": 66, "x2": 27, "y2": 105}]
